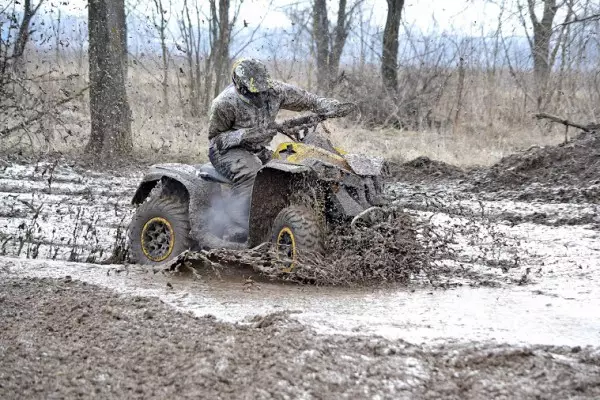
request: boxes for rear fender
[247,161,319,247]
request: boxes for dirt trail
[1,277,599,399]
[0,163,138,261]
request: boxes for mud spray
[170,198,522,287]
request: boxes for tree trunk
[86,0,132,158]
[381,0,404,92]
[313,0,330,94]
[154,0,169,111]
[527,0,558,110]
[213,0,231,97]
[12,0,44,72]
[329,0,348,90]
[53,8,62,66]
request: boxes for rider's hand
[317,100,357,118]
[214,130,243,153]
[241,126,277,146]
[214,127,277,154]
[316,99,342,117]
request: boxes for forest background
[1,0,599,165]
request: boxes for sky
[34,0,515,36]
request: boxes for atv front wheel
[271,205,324,272]
[129,196,192,265]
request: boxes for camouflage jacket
[208,81,336,147]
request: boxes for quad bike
[128,106,386,270]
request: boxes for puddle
[3,256,599,347]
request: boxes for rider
[208,58,345,241]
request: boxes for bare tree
[177,0,206,117]
[12,0,45,71]
[178,0,203,116]
[87,0,132,157]
[210,0,236,97]
[519,0,573,109]
[152,0,170,110]
[312,0,361,93]
[381,0,404,91]
[51,8,62,65]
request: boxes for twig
[558,13,600,26]
[0,86,89,137]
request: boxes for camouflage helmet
[231,58,271,95]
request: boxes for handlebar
[272,102,357,141]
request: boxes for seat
[197,163,232,184]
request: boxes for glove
[316,100,357,118]
[240,127,277,152]
[315,99,342,117]
[213,130,244,153]
[240,126,277,146]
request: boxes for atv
[128,108,385,270]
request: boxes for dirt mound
[475,131,600,192]
[385,156,465,182]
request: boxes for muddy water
[4,252,599,348]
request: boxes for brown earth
[474,130,600,191]
[385,156,466,183]
[1,277,599,399]
[387,131,600,203]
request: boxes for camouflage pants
[208,145,263,238]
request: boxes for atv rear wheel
[271,205,324,272]
[129,196,192,265]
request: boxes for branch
[526,0,539,25]
[534,112,599,132]
[0,86,89,137]
[517,0,534,51]
[559,13,600,26]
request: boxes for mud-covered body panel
[248,162,318,247]
[344,153,384,176]
[132,163,204,205]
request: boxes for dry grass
[0,51,589,167]
[326,121,565,167]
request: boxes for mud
[0,159,526,287]
[0,162,139,262]
[187,209,433,286]
[385,156,466,183]
[2,157,599,288]
[3,255,599,347]
[1,277,599,399]
[472,130,600,202]
[2,152,600,397]
[388,131,600,204]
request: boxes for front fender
[131,163,202,204]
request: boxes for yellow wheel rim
[141,217,175,262]
[276,227,297,272]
